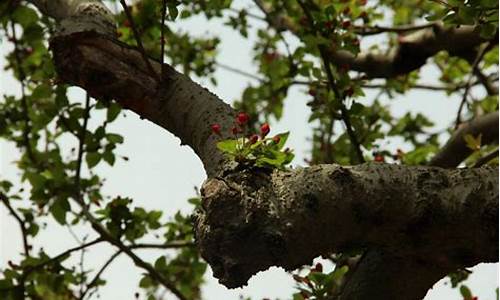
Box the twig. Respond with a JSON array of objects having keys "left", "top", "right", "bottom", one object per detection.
[
  {"left": 297, "top": 0, "right": 365, "bottom": 163},
  {"left": 75, "top": 94, "right": 91, "bottom": 210},
  {"left": 80, "top": 250, "right": 122, "bottom": 300},
  {"left": 130, "top": 241, "right": 195, "bottom": 250},
  {"left": 455, "top": 42, "right": 492, "bottom": 128},
  {"left": 473, "top": 149, "right": 499, "bottom": 167},
  {"left": 0, "top": 193, "right": 30, "bottom": 256},
  {"left": 119, "top": 0, "right": 159, "bottom": 81},
  {"left": 10, "top": 21, "right": 36, "bottom": 163},
  {"left": 353, "top": 23, "right": 437, "bottom": 35},
  {"left": 216, "top": 61, "right": 263, "bottom": 81}
]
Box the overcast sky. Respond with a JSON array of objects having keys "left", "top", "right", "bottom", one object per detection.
[{"left": 1, "top": 1, "right": 498, "bottom": 299}]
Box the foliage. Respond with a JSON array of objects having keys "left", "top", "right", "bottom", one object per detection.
[{"left": 0, "top": 0, "right": 497, "bottom": 299}]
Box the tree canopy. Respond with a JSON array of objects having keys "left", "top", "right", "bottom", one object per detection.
[{"left": 0, "top": 0, "right": 498, "bottom": 300}]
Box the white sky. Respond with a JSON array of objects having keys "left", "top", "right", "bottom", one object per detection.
[{"left": 0, "top": 1, "right": 498, "bottom": 299}]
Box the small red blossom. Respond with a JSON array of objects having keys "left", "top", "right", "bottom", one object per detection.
[
  {"left": 248, "top": 134, "right": 259, "bottom": 144},
  {"left": 273, "top": 135, "right": 281, "bottom": 144},
  {"left": 342, "top": 20, "right": 351, "bottom": 29},
  {"left": 231, "top": 126, "right": 239, "bottom": 135},
  {"left": 211, "top": 124, "right": 221, "bottom": 135},
  {"left": 314, "top": 262, "right": 323, "bottom": 272},
  {"left": 345, "top": 86, "right": 354, "bottom": 97},
  {"left": 260, "top": 123, "right": 270, "bottom": 137},
  {"left": 236, "top": 112, "right": 250, "bottom": 125},
  {"left": 374, "top": 155, "right": 385, "bottom": 162}
]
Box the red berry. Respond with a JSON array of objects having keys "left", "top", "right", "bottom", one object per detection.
[
  {"left": 249, "top": 134, "right": 259, "bottom": 144},
  {"left": 273, "top": 135, "right": 281, "bottom": 144},
  {"left": 236, "top": 112, "right": 249, "bottom": 125},
  {"left": 374, "top": 155, "right": 384, "bottom": 162},
  {"left": 342, "top": 20, "right": 351, "bottom": 29},
  {"left": 211, "top": 124, "right": 221, "bottom": 135},
  {"left": 231, "top": 126, "right": 239, "bottom": 135},
  {"left": 260, "top": 123, "right": 270, "bottom": 137}
]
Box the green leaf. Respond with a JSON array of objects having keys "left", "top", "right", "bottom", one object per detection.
[
  {"left": 86, "top": 152, "right": 101, "bottom": 168},
  {"left": 464, "top": 134, "right": 482, "bottom": 151},
  {"left": 107, "top": 102, "right": 121, "bottom": 122},
  {"left": 216, "top": 139, "right": 238, "bottom": 154},
  {"left": 274, "top": 131, "right": 290, "bottom": 150},
  {"left": 102, "top": 151, "right": 116, "bottom": 166},
  {"left": 460, "top": 285, "right": 473, "bottom": 300},
  {"left": 50, "top": 198, "right": 71, "bottom": 225},
  {"left": 106, "top": 133, "right": 124, "bottom": 144},
  {"left": 168, "top": 4, "right": 179, "bottom": 20}
]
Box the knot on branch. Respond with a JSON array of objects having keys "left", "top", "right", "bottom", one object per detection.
[{"left": 194, "top": 172, "right": 299, "bottom": 288}]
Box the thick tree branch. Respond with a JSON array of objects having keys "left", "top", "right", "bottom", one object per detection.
[
  {"left": 194, "top": 164, "right": 498, "bottom": 288},
  {"left": 328, "top": 23, "right": 496, "bottom": 78},
  {"left": 253, "top": 1, "right": 495, "bottom": 78},
  {"left": 430, "top": 112, "right": 499, "bottom": 168}
]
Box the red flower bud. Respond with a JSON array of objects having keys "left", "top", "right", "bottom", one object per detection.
[
  {"left": 249, "top": 134, "right": 259, "bottom": 144},
  {"left": 211, "top": 124, "right": 221, "bottom": 135},
  {"left": 236, "top": 112, "right": 249, "bottom": 125},
  {"left": 342, "top": 20, "right": 351, "bottom": 29},
  {"left": 374, "top": 155, "right": 384, "bottom": 162},
  {"left": 273, "top": 135, "right": 281, "bottom": 144},
  {"left": 314, "top": 262, "right": 323, "bottom": 272},
  {"left": 260, "top": 123, "right": 270, "bottom": 137},
  {"left": 231, "top": 126, "right": 239, "bottom": 135}
]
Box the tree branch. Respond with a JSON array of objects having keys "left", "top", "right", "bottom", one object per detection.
[
  {"left": 194, "top": 164, "right": 498, "bottom": 288},
  {"left": 430, "top": 111, "right": 499, "bottom": 168}
]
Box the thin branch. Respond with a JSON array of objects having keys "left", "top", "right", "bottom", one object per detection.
[
  {"left": 473, "top": 149, "right": 499, "bottom": 168},
  {"left": 215, "top": 61, "right": 263, "bottom": 81},
  {"left": 23, "top": 237, "right": 103, "bottom": 275},
  {"left": 118, "top": 0, "right": 159, "bottom": 81},
  {"left": 297, "top": 0, "right": 364, "bottom": 164},
  {"left": 0, "top": 193, "right": 30, "bottom": 256},
  {"left": 75, "top": 93, "right": 91, "bottom": 209},
  {"left": 130, "top": 241, "right": 195, "bottom": 250},
  {"left": 10, "top": 21, "right": 36, "bottom": 163},
  {"left": 353, "top": 23, "right": 437, "bottom": 36},
  {"left": 80, "top": 250, "right": 122, "bottom": 300},
  {"left": 455, "top": 42, "right": 492, "bottom": 128}
]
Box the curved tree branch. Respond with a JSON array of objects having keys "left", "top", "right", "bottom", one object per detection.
[
  {"left": 430, "top": 112, "right": 499, "bottom": 168},
  {"left": 252, "top": 1, "right": 496, "bottom": 78}
]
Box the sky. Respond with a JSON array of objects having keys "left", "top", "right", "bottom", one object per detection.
[{"left": 0, "top": 1, "right": 498, "bottom": 299}]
